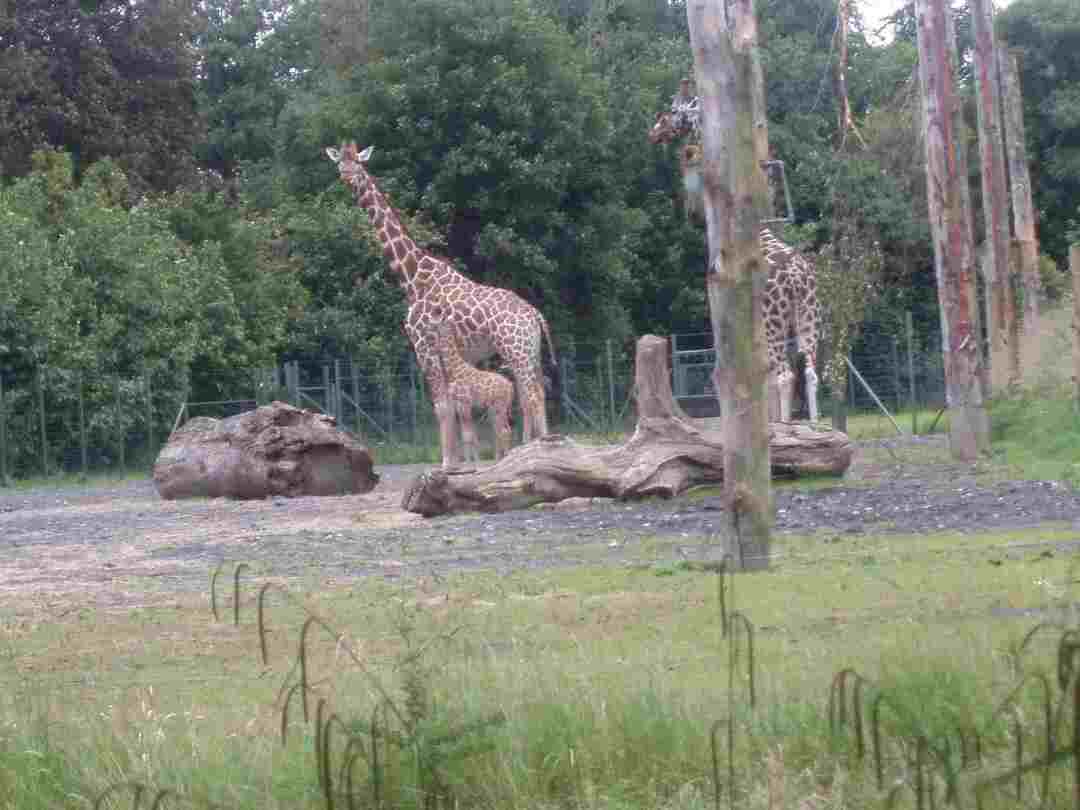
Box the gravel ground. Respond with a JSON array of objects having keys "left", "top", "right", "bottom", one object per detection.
[{"left": 3, "top": 436, "right": 1080, "bottom": 613}]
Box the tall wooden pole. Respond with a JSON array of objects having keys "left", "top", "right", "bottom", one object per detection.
[
  {"left": 1000, "top": 50, "right": 1042, "bottom": 374},
  {"left": 971, "top": 0, "right": 1015, "bottom": 392},
  {"left": 1072, "top": 245, "right": 1080, "bottom": 410},
  {"left": 688, "top": 0, "right": 771, "bottom": 569},
  {"left": 915, "top": 0, "right": 988, "bottom": 461}
]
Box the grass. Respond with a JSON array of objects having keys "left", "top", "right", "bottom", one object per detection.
[{"left": 4, "top": 523, "right": 1080, "bottom": 809}]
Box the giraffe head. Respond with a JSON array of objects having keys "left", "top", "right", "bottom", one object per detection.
[{"left": 325, "top": 141, "right": 375, "bottom": 195}]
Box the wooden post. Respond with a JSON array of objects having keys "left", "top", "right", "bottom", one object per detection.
[
  {"left": 0, "top": 374, "right": 8, "bottom": 485},
  {"left": 606, "top": 339, "right": 616, "bottom": 427},
  {"left": 78, "top": 372, "right": 88, "bottom": 478},
  {"left": 688, "top": 0, "right": 771, "bottom": 569},
  {"left": 1072, "top": 246, "right": 1080, "bottom": 410},
  {"left": 36, "top": 364, "right": 47, "bottom": 477},
  {"left": 351, "top": 360, "right": 361, "bottom": 433},
  {"left": 115, "top": 377, "right": 126, "bottom": 476},
  {"left": 145, "top": 370, "right": 154, "bottom": 459},
  {"left": 1000, "top": 49, "right": 1042, "bottom": 372},
  {"left": 915, "top": 0, "right": 989, "bottom": 460},
  {"left": 972, "top": 0, "right": 1015, "bottom": 392},
  {"left": 892, "top": 337, "right": 902, "bottom": 414},
  {"left": 906, "top": 311, "right": 918, "bottom": 434}
]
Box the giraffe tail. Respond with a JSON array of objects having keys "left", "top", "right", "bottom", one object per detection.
[{"left": 538, "top": 311, "right": 559, "bottom": 398}]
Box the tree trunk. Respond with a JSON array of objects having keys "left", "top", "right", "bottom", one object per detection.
[
  {"left": 1072, "top": 245, "right": 1080, "bottom": 410},
  {"left": 1000, "top": 49, "right": 1041, "bottom": 375},
  {"left": 972, "top": 0, "right": 1015, "bottom": 393},
  {"left": 686, "top": 0, "right": 772, "bottom": 569},
  {"left": 916, "top": 0, "right": 988, "bottom": 461},
  {"left": 402, "top": 336, "right": 853, "bottom": 518}
]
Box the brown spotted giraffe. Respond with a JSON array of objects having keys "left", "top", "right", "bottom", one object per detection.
[
  {"left": 649, "top": 91, "right": 821, "bottom": 422},
  {"left": 431, "top": 316, "right": 514, "bottom": 462},
  {"left": 325, "top": 142, "right": 557, "bottom": 466}
]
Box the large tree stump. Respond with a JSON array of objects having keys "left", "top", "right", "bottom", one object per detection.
[
  {"left": 403, "top": 335, "right": 852, "bottom": 516},
  {"left": 154, "top": 401, "right": 378, "bottom": 500}
]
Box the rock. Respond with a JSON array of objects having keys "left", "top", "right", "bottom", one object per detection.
[{"left": 153, "top": 401, "right": 378, "bottom": 500}]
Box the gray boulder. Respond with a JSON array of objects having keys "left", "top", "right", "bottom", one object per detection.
[{"left": 153, "top": 401, "right": 378, "bottom": 500}]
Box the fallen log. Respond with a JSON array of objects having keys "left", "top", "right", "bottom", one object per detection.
[{"left": 403, "top": 335, "right": 852, "bottom": 516}]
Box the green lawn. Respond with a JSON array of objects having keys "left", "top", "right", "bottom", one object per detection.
[{"left": 3, "top": 521, "right": 1079, "bottom": 809}]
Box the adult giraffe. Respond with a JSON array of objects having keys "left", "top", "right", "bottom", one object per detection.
[
  {"left": 649, "top": 88, "right": 821, "bottom": 423},
  {"left": 325, "top": 142, "right": 556, "bottom": 465}
]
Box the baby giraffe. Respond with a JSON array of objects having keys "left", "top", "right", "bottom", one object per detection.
[{"left": 432, "top": 317, "right": 514, "bottom": 463}]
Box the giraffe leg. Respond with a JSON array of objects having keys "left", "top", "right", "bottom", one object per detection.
[
  {"left": 434, "top": 398, "right": 458, "bottom": 468},
  {"left": 777, "top": 366, "right": 795, "bottom": 423},
  {"left": 460, "top": 413, "right": 479, "bottom": 463},
  {"left": 527, "top": 378, "right": 548, "bottom": 438},
  {"left": 493, "top": 406, "right": 511, "bottom": 460},
  {"left": 804, "top": 357, "right": 820, "bottom": 422},
  {"left": 516, "top": 379, "right": 535, "bottom": 443}
]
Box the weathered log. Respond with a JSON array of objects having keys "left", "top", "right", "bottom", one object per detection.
[
  {"left": 154, "top": 401, "right": 378, "bottom": 500},
  {"left": 403, "top": 335, "right": 852, "bottom": 516}
]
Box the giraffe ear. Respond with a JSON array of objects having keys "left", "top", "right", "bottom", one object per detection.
[
  {"left": 358, "top": 145, "right": 374, "bottom": 162},
  {"left": 324, "top": 147, "right": 342, "bottom": 163}
]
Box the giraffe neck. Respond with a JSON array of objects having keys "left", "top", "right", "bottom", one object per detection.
[
  {"left": 441, "top": 337, "right": 470, "bottom": 380},
  {"left": 352, "top": 173, "right": 429, "bottom": 304}
]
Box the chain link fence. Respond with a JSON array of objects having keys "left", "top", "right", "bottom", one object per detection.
[{"left": 0, "top": 317, "right": 947, "bottom": 482}]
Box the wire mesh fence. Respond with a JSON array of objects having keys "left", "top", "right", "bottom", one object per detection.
[{"left": 0, "top": 316, "right": 947, "bottom": 482}]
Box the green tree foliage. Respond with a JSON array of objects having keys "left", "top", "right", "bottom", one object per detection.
[
  {"left": 998, "top": 0, "right": 1080, "bottom": 261},
  {"left": 0, "top": 0, "right": 202, "bottom": 191}
]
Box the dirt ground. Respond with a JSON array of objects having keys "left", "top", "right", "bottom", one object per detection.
[{"left": 3, "top": 435, "right": 1080, "bottom": 615}]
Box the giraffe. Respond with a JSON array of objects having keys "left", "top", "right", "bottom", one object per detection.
[
  {"left": 431, "top": 315, "right": 514, "bottom": 463},
  {"left": 324, "top": 142, "right": 557, "bottom": 466},
  {"left": 648, "top": 88, "right": 821, "bottom": 423}
]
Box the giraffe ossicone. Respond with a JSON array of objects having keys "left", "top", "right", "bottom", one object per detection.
[
  {"left": 326, "top": 140, "right": 557, "bottom": 466},
  {"left": 648, "top": 88, "right": 821, "bottom": 423}
]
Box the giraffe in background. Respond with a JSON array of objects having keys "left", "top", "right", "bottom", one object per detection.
[
  {"left": 325, "top": 142, "right": 557, "bottom": 466},
  {"left": 649, "top": 87, "right": 821, "bottom": 422}
]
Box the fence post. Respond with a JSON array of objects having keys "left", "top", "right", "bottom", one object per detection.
[
  {"left": 287, "top": 361, "right": 299, "bottom": 406},
  {"left": 891, "top": 336, "right": 902, "bottom": 416},
  {"left": 351, "top": 360, "right": 361, "bottom": 433},
  {"left": 606, "top": 339, "right": 616, "bottom": 428},
  {"left": 333, "top": 359, "right": 343, "bottom": 423},
  {"left": 36, "top": 364, "right": 47, "bottom": 477},
  {"left": 906, "top": 311, "right": 918, "bottom": 434},
  {"left": 0, "top": 374, "right": 8, "bottom": 486},
  {"left": 409, "top": 358, "right": 419, "bottom": 443},
  {"left": 115, "top": 377, "right": 126, "bottom": 476},
  {"left": 78, "top": 371, "right": 88, "bottom": 478},
  {"left": 1072, "top": 245, "right": 1080, "bottom": 411},
  {"left": 145, "top": 370, "right": 154, "bottom": 461},
  {"left": 321, "top": 365, "right": 331, "bottom": 415}
]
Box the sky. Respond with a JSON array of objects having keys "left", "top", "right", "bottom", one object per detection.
[{"left": 860, "top": 0, "right": 1015, "bottom": 42}]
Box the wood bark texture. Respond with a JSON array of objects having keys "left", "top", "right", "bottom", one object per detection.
[
  {"left": 401, "top": 336, "right": 852, "bottom": 517},
  {"left": 915, "top": 0, "right": 988, "bottom": 460},
  {"left": 971, "top": 0, "right": 1015, "bottom": 392},
  {"left": 154, "top": 401, "right": 378, "bottom": 500},
  {"left": 1000, "top": 49, "right": 1042, "bottom": 370},
  {"left": 1072, "top": 246, "right": 1080, "bottom": 408}
]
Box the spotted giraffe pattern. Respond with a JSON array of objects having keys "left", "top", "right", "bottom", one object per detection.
[
  {"left": 432, "top": 319, "right": 514, "bottom": 463},
  {"left": 325, "top": 142, "right": 557, "bottom": 466},
  {"left": 649, "top": 93, "right": 821, "bottom": 421}
]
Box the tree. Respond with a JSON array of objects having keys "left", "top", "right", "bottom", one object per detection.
[
  {"left": 0, "top": 0, "right": 202, "bottom": 190},
  {"left": 687, "top": 0, "right": 772, "bottom": 568}
]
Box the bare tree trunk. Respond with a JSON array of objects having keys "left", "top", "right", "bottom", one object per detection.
[
  {"left": 945, "top": 8, "right": 989, "bottom": 406},
  {"left": 1000, "top": 49, "right": 1042, "bottom": 375},
  {"left": 687, "top": 0, "right": 771, "bottom": 569},
  {"left": 972, "top": 0, "right": 1015, "bottom": 393},
  {"left": 834, "top": 0, "right": 865, "bottom": 149},
  {"left": 916, "top": 0, "right": 989, "bottom": 461},
  {"left": 1072, "top": 245, "right": 1080, "bottom": 410}
]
